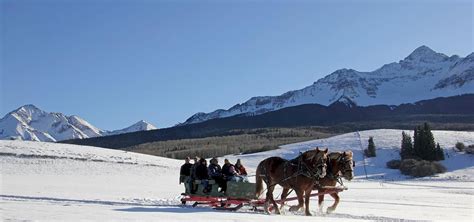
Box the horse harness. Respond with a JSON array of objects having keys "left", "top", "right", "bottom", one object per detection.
[
  {"left": 316, "top": 153, "right": 354, "bottom": 188},
  {"left": 261, "top": 154, "right": 326, "bottom": 191}
]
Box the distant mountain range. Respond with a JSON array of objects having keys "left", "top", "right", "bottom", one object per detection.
[
  {"left": 0, "top": 104, "right": 157, "bottom": 142},
  {"left": 183, "top": 46, "right": 474, "bottom": 125},
  {"left": 62, "top": 94, "right": 474, "bottom": 149}
]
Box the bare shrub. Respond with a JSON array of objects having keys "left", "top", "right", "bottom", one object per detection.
[
  {"left": 400, "top": 159, "right": 446, "bottom": 177},
  {"left": 465, "top": 145, "right": 474, "bottom": 154},
  {"left": 400, "top": 159, "right": 418, "bottom": 175},
  {"left": 386, "top": 159, "right": 401, "bottom": 169},
  {"left": 455, "top": 142, "right": 465, "bottom": 151}
]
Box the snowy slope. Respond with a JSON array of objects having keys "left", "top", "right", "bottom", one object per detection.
[
  {"left": 0, "top": 105, "right": 157, "bottom": 142},
  {"left": 1, "top": 129, "right": 473, "bottom": 221},
  {"left": 184, "top": 46, "right": 474, "bottom": 124}
]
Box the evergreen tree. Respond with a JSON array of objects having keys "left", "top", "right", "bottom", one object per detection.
[
  {"left": 413, "top": 126, "right": 421, "bottom": 158},
  {"left": 400, "top": 131, "right": 413, "bottom": 159},
  {"left": 412, "top": 122, "right": 439, "bottom": 161},
  {"left": 435, "top": 143, "right": 445, "bottom": 160},
  {"left": 366, "top": 136, "right": 376, "bottom": 157},
  {"left": 422, "top": 122, "right": 436, "bottom": 161}
]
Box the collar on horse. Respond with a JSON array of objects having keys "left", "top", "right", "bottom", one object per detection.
[
  {"left": 261, "top": 152, "right": 326, "bottom": 194},
  {"left": 325, "top": 153, "right": 348, "bottom": 186},
  {"left": 287, "top": 153, "right": 325, "bottom": 180}
]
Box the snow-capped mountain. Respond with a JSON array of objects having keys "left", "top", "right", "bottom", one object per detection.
[
  {"left": 107, "top": 120, "right": 157, "bottom": 136},
  {"left": 0, "top": 105, "right": 157, "bottom": 142},
  {"left": 184, "top": 46, "right": 474, "bottom": 125}
]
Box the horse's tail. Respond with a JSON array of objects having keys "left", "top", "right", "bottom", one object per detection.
[{"left": 255, "top": 161, "right": 264, "bottom": 197}]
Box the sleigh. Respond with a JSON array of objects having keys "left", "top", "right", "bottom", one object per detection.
[{"left": 180, "top": 178, "right": 346, "bottom": 212}]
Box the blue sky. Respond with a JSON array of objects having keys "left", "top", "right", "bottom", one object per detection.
[{"left": 1, "top": 0, "right": 472, "bottom": 130}]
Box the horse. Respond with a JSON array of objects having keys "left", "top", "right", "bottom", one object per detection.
[
  {"left": 279, "top": 151, "right": 355, "bottom": 214},
  {"left": 255, "top": 147, "right": 328, "bottom": 216},
  {"left": 317, "top": 151, "right": 354, "bottom": 213}
]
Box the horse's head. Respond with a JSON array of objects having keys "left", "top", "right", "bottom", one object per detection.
[
  {"left": 338, "top": 151, "right": 354, "bottom": 181},
  {"left": 302, "top": 147, "right": 328, "bottom": 178}
]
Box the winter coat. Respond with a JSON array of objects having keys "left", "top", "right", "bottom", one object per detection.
[
  {"left": 222, "top": 164, "right": 237, "bottom": 177},
  {"left": 180, "top": 163, "right": 192, "bottom": 176},
  {"left": 235, "top": 164, "right": 248, "bottom": 176},
  {"left": 190, "top": 163, "right": 199, "bottom": 179},
  {"left": 195, "top": 164, "right": 209, "bottom": 180},
  {"left": 208, "top": 163, "right": 222, "bottom": 177}
]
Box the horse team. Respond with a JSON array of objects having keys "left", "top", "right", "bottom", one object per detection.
[{"left": 256, "top": 147, "right": 355, "bottom": 216}]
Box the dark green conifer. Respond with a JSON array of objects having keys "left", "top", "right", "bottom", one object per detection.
[
  {"left": 400, "top": 131, "right": 413, "bottom": 159},
  {"left": 366, "top": 136, "right": 376, "bottom": 157}
]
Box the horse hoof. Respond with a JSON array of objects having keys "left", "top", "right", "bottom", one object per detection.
[
  {"left": 279, "top": 204, "right": 285, "bottom": 211},
  {"left": 289, "top": 206, "right": 299, "bottom": 212},
  {"left": 305, "top": 212, "right": 312, "bottom": 216},
  {"left": 327, "top": 207, "right": 335, "bottom": 214}
]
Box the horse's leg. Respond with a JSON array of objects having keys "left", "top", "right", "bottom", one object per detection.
[
  {"left": 318, "top": 189, "right": 325, "bottom": 214},
  {"left": 304, "top": 187, "right": 313, "bottom": 216},
  {"left": 266, "top": 185, "right": 281, "bottom": 215},
  {"left": 264, "top": 185, "right": 272, "bottom": 214},
  {"left": 288, "top": 189, "right": 304, "bottom": 212},
  {"left": 327, "top": 192, "right": 340, "bottom": 214},
  {"left": 262, "top": 178, "right": 272, "bottom": 214},
  {"left": 279, "top": 187, "right": 290, "bottom": 211}
]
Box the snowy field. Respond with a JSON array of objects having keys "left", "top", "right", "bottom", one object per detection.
[{"left": 1, "top": 129, "right": 473, "bottom": 221}]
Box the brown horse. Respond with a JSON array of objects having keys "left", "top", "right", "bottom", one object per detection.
[
  {"left": 279, "top": 151, "right": 354, "bottom": 214},
  {"left": 255, "top": 148, "right": 328, "bottom": 216},
  {"left": 317, "top": 151, "right": 354, "bottom": 213}
]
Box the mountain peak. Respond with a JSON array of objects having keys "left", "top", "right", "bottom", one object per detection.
[
  {"left": 132, "top": 120, "right": 157, "bottom": 129},
  {"left": 1, "top": 105, "right": 157, "bottom": 141},
  {"left": 15, "top": 104, "right": 42, "bottom": 113},
  {"left": 181, "top": 46, "right": 473, "bottom": 125},
  {"left": 20, "top": 104, "right": 40, "bottom": 109},
  {"left": 412, "top": 45, "right": 435, "bottom": 54},
  {"left": 106, "top": 120, "right": 157, "bottom": 136},
  {"left": 404, "top": 45, "right": 447, "bottom": 63}
]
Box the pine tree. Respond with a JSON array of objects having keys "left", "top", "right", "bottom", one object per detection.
[
  {"left": 366, "top": 136, "right": 376, "bottom": 157},
  {"left": 412, "top": 122, "right": 438, "bottom": 161},
  {"left": 400, "top": 131, "right": 413, "bottom": 159},
  {"left": 435, "top": 143, "right": 445, "bottom": 160},
  {"left": 422, "top": 122, "right": 436, "bottom": 161},
  {"left": 413, "top": 126, "right": 421, "bottom": 158}
]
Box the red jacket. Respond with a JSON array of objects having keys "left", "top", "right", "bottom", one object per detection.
[{"left": 235, "top": 164, "right": 247, "bottom": 176}]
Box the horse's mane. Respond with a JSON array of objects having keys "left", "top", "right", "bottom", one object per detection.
[{"left": 328, "top": 151, "right": 353, "bottom": 160}]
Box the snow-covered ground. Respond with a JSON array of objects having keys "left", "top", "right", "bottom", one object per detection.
[{"left": 1, "top": 129, "right": 473, "bottom": 221}]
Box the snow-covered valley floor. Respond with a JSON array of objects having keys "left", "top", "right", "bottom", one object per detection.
[{"left": 1, "top": 129, "right": 473, "bottom": 221}]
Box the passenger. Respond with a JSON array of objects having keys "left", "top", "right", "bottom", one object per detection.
[
  {"left": 195, "top": 158, "right": 211, "bottom": 193},
  {"left": 222, "top": 159, "right": 239, "bottom": 182},
  {"left": 190, "top": 156, "right": 200, "bottom": 180},
  {"left": 189, "top": 157, "right": 199, "bottom": 193},
  {"left": 234, "top": 159, "right": 248, "bottom": 176},
  {"left": 179, "top": 157, "right": 192, "bottom": 184},
  {"left": 208, "top": 157, "right": 226, "bottom": 192},
  {"left": 234, "top": 159, "right": 249, "bottom": 182}
]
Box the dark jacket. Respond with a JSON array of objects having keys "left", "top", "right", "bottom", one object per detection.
[
  {"left": 190, "top": 163, "right": 199, "bottom": 179},
  {"left": 208, "top": 163, "right": 222, "bottom": 177},
  {"left": 180, "top": 163, "right": 192, "bottom": 176},
  {"left": 195, "top": 164, "right": 209, "bottom": 180},
  {"left": 222, "top": 163, "right": 237, "bottom": 177}
]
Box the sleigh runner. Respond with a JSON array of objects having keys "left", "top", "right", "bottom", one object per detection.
[{"left": 180, "top": 179, "right": 346, "bottom": 211}]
